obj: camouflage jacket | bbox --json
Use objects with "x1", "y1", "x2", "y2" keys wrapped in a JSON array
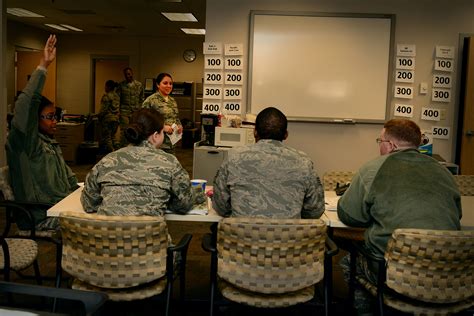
[
  {"x1": 142, "y1": 92, "x2": 182, "y2": 150},
  {"x1": 98, "y1": 91, "x2": 120, "y2": 122},
  {"x1": 117, "y1": 79, "x2": 144, "y2": 115},
  {"x1": 212, "y1": 139, "x2": 325, "y2": 219},
  {"x1": 81, "y1": 141, "x2": 193, "y2": 216}
]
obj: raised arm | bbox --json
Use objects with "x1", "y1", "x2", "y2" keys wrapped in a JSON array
[{"x1": 39, "y1": 34, "x2": 57, "y2": 69}]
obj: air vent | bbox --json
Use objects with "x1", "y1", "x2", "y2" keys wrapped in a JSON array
[{"x1": 60, "y1": 9, "x2": 95, "y2": 15}]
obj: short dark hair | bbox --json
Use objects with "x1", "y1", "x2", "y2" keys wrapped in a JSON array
[
  {"x1": 105, "y1": 80, "x2": 117, "y2": 90},
  {"x1": 125, "y1": 108, "x2": 164, "y2": 145},
  {"x1": 123, "y1": 67, "x2": 132, "y2": 73},
  {"x1": 156, "y1": 73, "x2": 172, "y2": 85},
  {"x1": 384, "y1": 119, "x2": 421, "y2": 147},
  {"x1": 38, "y1": 95, "x2": 54, "y2": 117},
  {"x1": 255, "y1": 107, "x2": 287, "y2": 141}
]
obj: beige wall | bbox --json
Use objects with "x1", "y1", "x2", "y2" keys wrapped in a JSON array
[
  {"x1": 206, "y1": 0, "x2": 474, "y2": 175},
  {"x1": 5, "y1": 21, "x2": 205, "y2": 114},
  {"x1": 57, "y1": 35, "x2": 204, "y2": 114}
]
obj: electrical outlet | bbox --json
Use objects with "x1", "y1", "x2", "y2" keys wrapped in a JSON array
[{"x1": 419, "y1": 82, "x2": 428, "y2": 95}]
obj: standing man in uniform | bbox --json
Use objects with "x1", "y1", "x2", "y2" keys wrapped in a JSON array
[
  {"x1": 212, "y1": 107, "x2": 325, "y2": 219},
  {"x1": 117, "y1": 67, "x2": 144, "y2": 147}
]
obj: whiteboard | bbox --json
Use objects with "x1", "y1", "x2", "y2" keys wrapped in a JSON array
[{"x1": 248, "y1": 12, "x2": 395, "y2": 123}]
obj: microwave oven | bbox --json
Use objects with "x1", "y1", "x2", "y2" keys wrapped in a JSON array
[{"x1": 214, "y1": 127, "x2": 255, "y2": 147}]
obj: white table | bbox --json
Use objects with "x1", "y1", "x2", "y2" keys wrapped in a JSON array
[
  {"x1": 47, "y1": 187, "x2": 333, "y2": 225},
  {"x1": 323, "y1": 192, "x2": 474, "y2": 230},
  {"x1": 47, "y1": 188, "x2": 472, "y2": 228},
  {"x1": 47, "y1": 186, "x2": 223, "y2": 222}
]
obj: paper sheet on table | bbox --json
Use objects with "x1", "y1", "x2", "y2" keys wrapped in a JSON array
[
  {"x1": 165, "y1": 198, "x2": 209, "y2": 216},
  {"x1": 168, "y1": 123, "x2": 182, "y2": 145},
  {"x1": 325, "y1": 196, "x2": 340, "y2": 211}
]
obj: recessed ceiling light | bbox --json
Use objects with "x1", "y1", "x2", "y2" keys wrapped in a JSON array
[
  {"x1": 162, "y1": 12, "x2": 197, "y2": 22},
  {"x1": 60, "y1": 24, "x2": 83, "y2": 32},
  {"x1": 45, "y1": 24, "x2": 69, "y2": 31},
  {"x1": 181, "y1": 28, "x2": 206, "y2": 35},
  {"x1": 7, "y1": 8, "x2": 44, "y2": 18}
]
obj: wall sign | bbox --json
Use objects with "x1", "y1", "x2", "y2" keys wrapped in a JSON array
[
  {"x1": 394, "y1": 85, "x2": 413, "y2": 99},
  {"x1": 394, "y1": 104, "x2": 414, "y2": 118},
  {"x1": 432, "y1": 126, "x2": 450, "y2": 140},
  {"x1": 395, "y1": 70, "x2": 415, "y2": 83},
  {"x1": 421, "y1": 107, "x2": 441, "y2": 121},
  {"x1": 431, "y1": 88, "x2": 451, "y2": 102},
  {"x1": 432, "y1": 74, "x2": 452, "y2": 88},
  {"x1": 396, "y1": 57, "x2": 415, "y2": 70}
]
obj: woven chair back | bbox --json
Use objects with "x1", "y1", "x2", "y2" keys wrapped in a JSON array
[
  {"x1": 60, "y1": 212, "x2": 168, "y2": 289},
  {"x1": 217, "y1": 217, "x2": 327, "y2": 294},
  {"x1": 454, "y1": 175, "x2": 474, "y2": 196},
  {"x1": 322, "y1": 171, "x2": 354, "y2": 191},
  {"x1": 385, "y1": 228, "x2": 474, "y2": 303}
]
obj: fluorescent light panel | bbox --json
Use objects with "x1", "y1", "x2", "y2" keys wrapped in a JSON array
[
  {"x1": 60, "y1": 24, "x2": 83, "y2": 32},
  {"x1": 7, "y1": 8, "x2": 44, "y2": 17},
  {"x1": 181, "y1": 28, "x2": 205, "y2": 35},
  {"x1": 162, "y1": 12, "x2": 197, "y2": 22},
  {"x1": 45, "y1": 24, "x2": 69, "y2": 31}
]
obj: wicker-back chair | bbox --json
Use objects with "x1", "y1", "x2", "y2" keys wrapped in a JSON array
[
  {"x1": 59, "y1": 212, "x2": 192, "y2": 316},
  {"x1": 202, "y1": 217, "x2": 338, "y2": 316},
  {"x1": 350, "y1": 228, "x2": 474, "y2": 315},
  {"x1": 0, "y1": 165, "x2": 62, "y2": 290},
  {"x1": 454, "y1": 175, "x2": 474, "y2": 196},
  {"x1": 0, "y1": 201, "x2": 42, "y2": 285},
  {"x1": 322, "y1": 171, "x2": 355, "y2": 191}
]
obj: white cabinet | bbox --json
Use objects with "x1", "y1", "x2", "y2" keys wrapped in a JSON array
[{"x1": 192, "y1": 143, "x2": 230, "y2": 185}]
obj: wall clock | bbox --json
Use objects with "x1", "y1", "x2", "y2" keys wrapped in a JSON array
[{"x1": 183, "y1": 49, "x2": 197, "y2": 63}]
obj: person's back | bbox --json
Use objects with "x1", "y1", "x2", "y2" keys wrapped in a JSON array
[
  {"x1": 339, "y1": 149, "x2": 461, "y2": 256},
  {"x1": 337, "y1": 118, "x2": 461, "y2": 258},
  {"x1": 81, "y1": 108, "x2": 193, "y2": 216},
  {"x1": 212, "y1": 107, "x2": 324, "y2": 219}
]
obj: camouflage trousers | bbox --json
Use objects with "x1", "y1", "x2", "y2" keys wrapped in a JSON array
[
  {"x1": 100, "y1": 121, "x2": 120, "y2": 153},
  {"x1": 100, "y1": 120, "x2": 119, "y2": 153},
  {"x1": 340, "y1": 253, "x2": 378, "y2": 315},
  {"x1": 119, "y1": 114, "x2": 131, "y2": 148}
]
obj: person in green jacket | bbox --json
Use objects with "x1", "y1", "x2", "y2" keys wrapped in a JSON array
[
  {"x1": 6, "y1": 35, "x2": 79, "y2": 230},
  {"x1": 337, "y1": 118, "x2": 462, "y2": 314}
]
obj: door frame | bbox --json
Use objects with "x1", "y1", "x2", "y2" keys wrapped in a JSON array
[
  {"x1": 90, "y1": 55, "x2": 129, "y2": 113},
  {"x1": 455, "y1": 33, "x2": 474, "y2": 167}
]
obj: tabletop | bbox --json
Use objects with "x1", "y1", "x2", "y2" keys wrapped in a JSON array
[{"x1": 47, "y1": 188, "x2": 472, "y2": 228}]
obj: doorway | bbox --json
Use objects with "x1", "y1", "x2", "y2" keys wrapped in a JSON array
[
  {"x1": 457, "y1": 36, "x2": 474, "y2": 174},
  {"x1": 91, "y1": 57, "x2": 129, "y2": 113}
]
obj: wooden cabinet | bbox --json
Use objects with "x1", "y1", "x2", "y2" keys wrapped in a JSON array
[{"x1": 55, "y1": 123, "x2": 85, "y2": 165}]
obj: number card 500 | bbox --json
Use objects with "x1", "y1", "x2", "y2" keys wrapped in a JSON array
[{"x1": 432, "y1": 126, "x2": 450, "y2": 139}]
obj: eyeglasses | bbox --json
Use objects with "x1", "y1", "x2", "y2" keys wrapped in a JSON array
[
  {"x1": 375, "y1": 137, "x2": 391, "y2": 144},
  {"x1": 40, "y1": 113, "x2": 58, "y2": 121}
]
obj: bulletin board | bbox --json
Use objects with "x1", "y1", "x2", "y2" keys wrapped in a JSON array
[{"x1": 248, "y1": 11, "x2": 395, "y2": 123}]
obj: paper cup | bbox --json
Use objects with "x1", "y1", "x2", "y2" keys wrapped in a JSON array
[{"x1": 191, "y1": 179, "x2": 207, "y2": 193}]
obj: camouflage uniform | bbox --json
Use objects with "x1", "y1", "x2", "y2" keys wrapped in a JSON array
[
  {"x1": 98, "y1": 91, "x2": 120, "y2": 153},
  {"x1": 142, "y1": 92, "x2": 181, "y2": 154},
  {"x1": 212, "y1": 139, "x2": 325, "y2": 219},
  {"x1": 117, "y1": 79, "x2": 144, "y2": 146},
  {"x1": 81, "y1": 141, "x2": 193, "y2": 216}
]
